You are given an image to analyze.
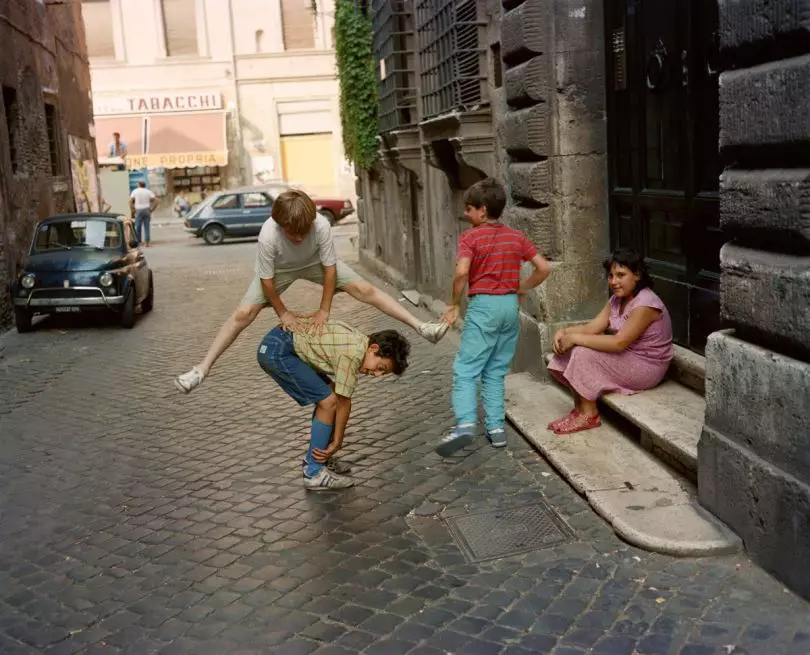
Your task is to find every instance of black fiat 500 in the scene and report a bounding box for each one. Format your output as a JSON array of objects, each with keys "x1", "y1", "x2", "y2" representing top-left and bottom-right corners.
[{"x1": 11, "y1": 213, "x2": 154, "y2": 333}]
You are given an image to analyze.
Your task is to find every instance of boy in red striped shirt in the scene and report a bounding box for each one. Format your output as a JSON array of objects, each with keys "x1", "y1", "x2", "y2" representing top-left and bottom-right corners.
[{"x1": 435, "y1": 178, "x2": 551, "y2": 455}]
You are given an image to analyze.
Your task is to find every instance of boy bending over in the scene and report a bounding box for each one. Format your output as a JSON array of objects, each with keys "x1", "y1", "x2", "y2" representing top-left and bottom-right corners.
[
  {"x1": 175, "y1": 189, "x2": 446, "y2": 393},
  {"x1": 436, "y1": 178, "x2": 551, "y2": 456},
  {"x1": 258, "y1": 318, "x2": 410, "y2": 489}
]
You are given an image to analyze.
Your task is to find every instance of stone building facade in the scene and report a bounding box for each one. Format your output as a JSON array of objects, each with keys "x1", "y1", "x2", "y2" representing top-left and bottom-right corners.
[
  {"x1": 0, "y1": 0, "x2": 96, "y2": 328},
  {"x1": 358, "y1": 0, "x2": 810, "y2": 597}
]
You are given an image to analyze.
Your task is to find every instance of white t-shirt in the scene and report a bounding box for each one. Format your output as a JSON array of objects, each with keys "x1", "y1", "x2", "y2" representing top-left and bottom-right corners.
[
  {"x1": 130, "y1": 187, "x2": 155, "y2": 210},
  {"x1": 255, "y1": 215, "x2": 337, "y2": 280}
]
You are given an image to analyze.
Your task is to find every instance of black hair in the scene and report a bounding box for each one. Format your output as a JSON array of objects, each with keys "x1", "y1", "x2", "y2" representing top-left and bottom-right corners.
[
  {"x1": 368, "y1": 330, "x2": 410, "y2": 375},
  {"x1": 462, "y1": 177, "x2": 507, "y2": 219},
  {"x1": 602, "y1": 248, "x2": 653, "y2": 294}
]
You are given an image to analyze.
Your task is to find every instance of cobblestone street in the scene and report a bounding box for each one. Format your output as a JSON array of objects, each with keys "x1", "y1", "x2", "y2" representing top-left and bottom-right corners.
[{"x1": 0, "y1": 225, "x2": 808, "y2": 655}]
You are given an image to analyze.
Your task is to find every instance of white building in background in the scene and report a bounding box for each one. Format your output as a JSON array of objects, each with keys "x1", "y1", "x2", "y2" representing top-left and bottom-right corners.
[{"x1": 82, "y1": 0, "x2": 353, "y2": 203}]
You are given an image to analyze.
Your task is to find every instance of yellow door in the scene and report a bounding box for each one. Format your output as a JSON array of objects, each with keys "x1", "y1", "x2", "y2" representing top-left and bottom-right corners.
[{"x1": 280, "y1": 133, "x2": 336, "y2": 196}]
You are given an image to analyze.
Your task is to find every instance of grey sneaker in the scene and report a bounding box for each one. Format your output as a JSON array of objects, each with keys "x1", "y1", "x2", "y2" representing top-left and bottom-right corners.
[
  {"x1": 326, "y1": 458, "x2": 352, "y2": 475},
  {"x1": 303, "y1": 458, "x2": 352, "y2": 475},
  {"x1": 486, "y1": 428, "x2": 507, "y2": 448},
  {"x1": 175, "y1": 366, "x2": 204, "y2": 393},
  {"x1": 303, "y1": 468, "x2": 355, "y2": 490},
  {"x1": 435, "y1": 427, "x2": 475, "y2": 457},
  {"x1": 419, "y1": 321, "x2": 450, "y2": 344}
]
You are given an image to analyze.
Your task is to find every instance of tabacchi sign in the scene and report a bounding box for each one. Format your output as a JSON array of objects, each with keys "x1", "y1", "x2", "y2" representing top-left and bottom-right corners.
[{"x1": 94, "y1": 91, "x2": 223, "y2": 116}]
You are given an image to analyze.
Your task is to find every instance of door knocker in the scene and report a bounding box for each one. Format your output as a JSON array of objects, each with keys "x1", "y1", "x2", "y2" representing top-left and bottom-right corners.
[{"x1": 646, "y1": 39, "x2": 671, "y2": 92}]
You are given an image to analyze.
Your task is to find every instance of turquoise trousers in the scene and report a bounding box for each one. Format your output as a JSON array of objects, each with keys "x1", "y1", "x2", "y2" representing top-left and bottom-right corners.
[{"x1": 452, "y1": 294, "x2": 520, "y2": 431}]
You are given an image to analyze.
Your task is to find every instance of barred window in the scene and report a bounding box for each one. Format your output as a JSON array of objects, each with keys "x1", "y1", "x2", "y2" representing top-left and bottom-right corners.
[
  {"x1": 417, "y1": 0, "x2": 486, "y2": 119},
  {"x1": 372, "y1": 0, "x2": 417, "y2": 133}
]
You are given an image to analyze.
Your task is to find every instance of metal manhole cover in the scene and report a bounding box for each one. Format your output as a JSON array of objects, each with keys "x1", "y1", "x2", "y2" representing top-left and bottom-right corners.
[{"x1": 443, "y1": 502, "x2": 575, "y2": 562}]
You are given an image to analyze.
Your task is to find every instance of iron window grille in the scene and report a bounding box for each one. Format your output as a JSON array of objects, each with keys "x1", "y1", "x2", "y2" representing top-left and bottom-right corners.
[
  {"x1": 372, "y1": 0, "x2": 418, "y2": 133},
  {"x1": 417, "y1": 0, "x2": 486, "y2": 120}
]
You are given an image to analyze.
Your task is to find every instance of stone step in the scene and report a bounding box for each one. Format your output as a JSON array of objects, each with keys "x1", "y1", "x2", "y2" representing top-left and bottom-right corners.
[
  {"x1": 542, "y1": 353, "x2": 704, "y2": 479},
  {"x1": 601, "y1": 381, "x2": 703, "y2": 478},
  {"x1": 505, "y1": 373, "x2": 741, "y2": 556}
]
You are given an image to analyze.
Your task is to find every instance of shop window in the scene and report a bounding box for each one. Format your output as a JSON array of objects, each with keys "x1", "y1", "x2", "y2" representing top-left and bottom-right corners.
[
  {"x1": 81, "y1": 0, "x2": 116, "y2": 59},
  {"x1": 3, "y1": 86, "x2": 18, "y2": 174},
  {"x1": 45, "y1": 102, "x2": 63, "y2": 176},
  {"x1": 281, "y1": 0, "x2": 316, "y2": 50},
  {"x1": 162, "y1": 0, "x2": 198, "y2": 56}
]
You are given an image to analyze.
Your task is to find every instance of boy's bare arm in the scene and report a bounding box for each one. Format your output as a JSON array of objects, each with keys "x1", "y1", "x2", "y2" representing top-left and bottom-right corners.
[
  {"x1": 310, "y1": 264, "x2": 337, "y2": 331},
  {"x1": 517, "y1": 254, "x2": 552, "y2": 297},
  {"x1": 260, "y1": 277, "x2": 304, "y2": 331},
  {"x1": 441, "y1": 258, "x2": 471, "y2": 325}
]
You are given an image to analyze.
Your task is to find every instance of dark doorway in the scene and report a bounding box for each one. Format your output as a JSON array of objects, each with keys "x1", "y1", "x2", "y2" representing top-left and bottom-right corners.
[{"x1": 605, "y1": 0, "x2": 722, "y2": 353}]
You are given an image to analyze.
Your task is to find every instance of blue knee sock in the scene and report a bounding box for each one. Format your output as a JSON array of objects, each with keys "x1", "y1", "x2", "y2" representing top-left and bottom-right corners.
[{"x1": 305, "y1": 418, "x2": 333, "y2": 477}]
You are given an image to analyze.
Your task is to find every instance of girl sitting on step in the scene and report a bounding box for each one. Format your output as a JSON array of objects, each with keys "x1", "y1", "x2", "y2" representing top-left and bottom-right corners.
[{"x1": 546, "y1": 248, "x2": 674, "y2": 435}]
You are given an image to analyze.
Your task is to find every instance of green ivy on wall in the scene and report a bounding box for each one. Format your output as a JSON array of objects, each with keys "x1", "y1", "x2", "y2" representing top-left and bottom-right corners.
[{"x1": 333, "y1": 0, "x2": 378, "y2": 169}]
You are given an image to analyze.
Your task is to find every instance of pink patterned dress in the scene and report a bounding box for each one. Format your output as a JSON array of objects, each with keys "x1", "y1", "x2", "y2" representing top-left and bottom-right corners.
[{"x1": 547, "y1": 288, "x2": 674, "y2": 401}]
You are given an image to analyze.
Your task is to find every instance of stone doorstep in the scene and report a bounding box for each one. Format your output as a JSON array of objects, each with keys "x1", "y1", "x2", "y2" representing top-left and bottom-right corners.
[
  {"x1": 505, "y1": 372, "x2": 741, "y2": 556},
  {"x1": 542, "y1": 353, "x2": 703, "y2": 478}
]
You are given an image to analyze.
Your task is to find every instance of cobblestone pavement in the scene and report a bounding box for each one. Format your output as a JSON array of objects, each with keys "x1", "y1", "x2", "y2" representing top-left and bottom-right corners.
[{"x1": 1, "y1": 226, "x2": 808, "y2": 655}]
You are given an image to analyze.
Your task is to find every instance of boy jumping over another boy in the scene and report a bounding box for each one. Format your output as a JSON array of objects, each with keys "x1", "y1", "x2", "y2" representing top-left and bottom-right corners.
[
  {"x1": 435, "y1": 178, "x2": 551, "y2": 456},
  {"x1": 175, "y1": 189, "x2": 447, "y2": 393},
  {"x1": 257, "y1": 317, "x2": 410, "y2": 489}
]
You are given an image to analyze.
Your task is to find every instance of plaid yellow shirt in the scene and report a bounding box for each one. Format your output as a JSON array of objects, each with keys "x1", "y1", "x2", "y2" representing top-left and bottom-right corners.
[{"x1": 292, "y1": 319, "x2": 369, "y2": 398}]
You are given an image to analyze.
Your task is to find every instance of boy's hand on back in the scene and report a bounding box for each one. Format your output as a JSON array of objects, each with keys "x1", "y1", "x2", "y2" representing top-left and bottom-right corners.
[
  {"x1": 307, "y1": 309, "x2": 329, "y2": 334},
  {"x1": 280, "y1": 311, "x2": 305, "y2": 333}
]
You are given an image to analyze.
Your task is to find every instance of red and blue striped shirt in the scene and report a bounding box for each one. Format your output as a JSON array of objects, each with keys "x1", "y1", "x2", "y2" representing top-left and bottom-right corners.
[{"x1": 457, "y1": 222, "x2": 537, "y2": 296}]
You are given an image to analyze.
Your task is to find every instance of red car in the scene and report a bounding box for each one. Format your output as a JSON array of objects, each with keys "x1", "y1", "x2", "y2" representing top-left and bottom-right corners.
[{"x1": 264, "y1": 183, "x2": 354, "y2": 225}]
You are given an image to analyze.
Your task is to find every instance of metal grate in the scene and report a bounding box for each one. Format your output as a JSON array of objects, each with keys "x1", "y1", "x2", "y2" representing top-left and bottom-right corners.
[
  {"x1": 444, "y1": 503, "x2": 575, "y2": 562},
  {"x1": 372, "y1": 0, "x2": 418, "y2": 132},
  {"x1": 416, "y1": 0, "x2": 487, "y2": 119}
]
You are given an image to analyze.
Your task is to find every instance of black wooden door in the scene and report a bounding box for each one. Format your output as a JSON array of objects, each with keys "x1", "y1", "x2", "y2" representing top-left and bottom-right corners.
[{"x1": 605, "y1": 0, "x2": 723, "y2": 353}]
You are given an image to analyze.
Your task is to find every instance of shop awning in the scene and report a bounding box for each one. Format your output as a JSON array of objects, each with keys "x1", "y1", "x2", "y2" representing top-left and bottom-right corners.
[
  {"x1": 93, "y1": 112, "x2": 228, "y2": 170},
  {"x1": 94, "y1": 116, "x2": 145, "y2": 157}
]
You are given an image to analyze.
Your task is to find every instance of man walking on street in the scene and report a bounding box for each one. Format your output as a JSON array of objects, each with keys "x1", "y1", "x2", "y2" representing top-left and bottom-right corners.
[{"x1": 129, "y1": 181, "x2": 157, "y2": 247}]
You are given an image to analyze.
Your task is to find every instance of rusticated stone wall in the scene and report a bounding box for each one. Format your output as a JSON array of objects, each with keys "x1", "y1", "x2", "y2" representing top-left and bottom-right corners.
[
  {"x1": 499, "y1": 0, "x2": 610, "y2": 376},
  {"x1": 698, "y1": 0, "x2": 810, "y2": 600}
]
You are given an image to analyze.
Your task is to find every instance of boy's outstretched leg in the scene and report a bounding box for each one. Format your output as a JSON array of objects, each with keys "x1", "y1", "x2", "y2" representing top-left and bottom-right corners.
[
  {"x1": 343, "y1": 279, "x2": 449, "y2": 343},
  {"x1": 175, "y1": 302, "x2": 264, "y2": 393},
  {"x1": 304, "y1": 394, "x2": 354, "y2": 490}
]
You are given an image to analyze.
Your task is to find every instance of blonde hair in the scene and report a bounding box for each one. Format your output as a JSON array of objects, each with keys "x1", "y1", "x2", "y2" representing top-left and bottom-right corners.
[{"x1": 272, "y1": 189, "x2": 317, "y2": 235}]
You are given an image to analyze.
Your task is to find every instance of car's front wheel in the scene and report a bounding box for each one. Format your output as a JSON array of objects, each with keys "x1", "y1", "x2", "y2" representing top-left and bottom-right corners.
[
  {"x1": 14, "y1": 307, "x2": 32, "y2": 333},
  {"x1": 203, "y1": 224, "x2": 225, "y2": 245},
  {"x1": 120, "y1": 289, "x2": 135, "y2": 329}
]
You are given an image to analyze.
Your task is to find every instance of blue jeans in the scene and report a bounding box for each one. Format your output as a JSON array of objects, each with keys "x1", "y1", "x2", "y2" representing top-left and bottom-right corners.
[
  {"x1": 452, "y1": 294, "x2": 520, "y2": 431},
  {"x1": 135, "y1": 209, "x2": 151, "y2": 243}
]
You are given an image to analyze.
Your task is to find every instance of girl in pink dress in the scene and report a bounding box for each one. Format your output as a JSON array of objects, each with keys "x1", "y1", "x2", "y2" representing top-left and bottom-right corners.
[{"x1": 547, "y1": 249, "x2": 674, "y2": 434}]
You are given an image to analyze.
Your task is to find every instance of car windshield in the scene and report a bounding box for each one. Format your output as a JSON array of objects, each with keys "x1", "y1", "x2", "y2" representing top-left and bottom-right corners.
[{"x1": 33, "y1": 219, "x2": 122, "y2": 253}]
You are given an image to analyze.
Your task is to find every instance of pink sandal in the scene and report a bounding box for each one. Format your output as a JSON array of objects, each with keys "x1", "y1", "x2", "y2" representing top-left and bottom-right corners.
[
  {"x1": 547, "y1": 409, "x2": 579, "y2": 431},
  {"x1": 554, "y1": 413, "x2": 601, "y2": 435}
]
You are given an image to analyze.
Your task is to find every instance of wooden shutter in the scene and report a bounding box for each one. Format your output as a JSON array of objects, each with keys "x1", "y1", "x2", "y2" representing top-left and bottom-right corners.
[
  {"x1": 81, "y1": 0, "x2": 115, "y2": 58},
  {"x1": 162, "y1": 0, "x2": 198, "y2": 56},
  {"x1": 281, "y1": 0, "x2": 315, "y2": 50}
]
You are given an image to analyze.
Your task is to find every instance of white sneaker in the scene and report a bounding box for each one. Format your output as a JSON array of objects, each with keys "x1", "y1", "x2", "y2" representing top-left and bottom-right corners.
[
  {"x1": 419, "y1": 321, "x2": 449, "y2": 344},
  {"x1": 303, "y1": 468, "x2": 355, "y2": 491},
  {"x1": 175, "y1": 366, "x2": 204, "y2": 394}
]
